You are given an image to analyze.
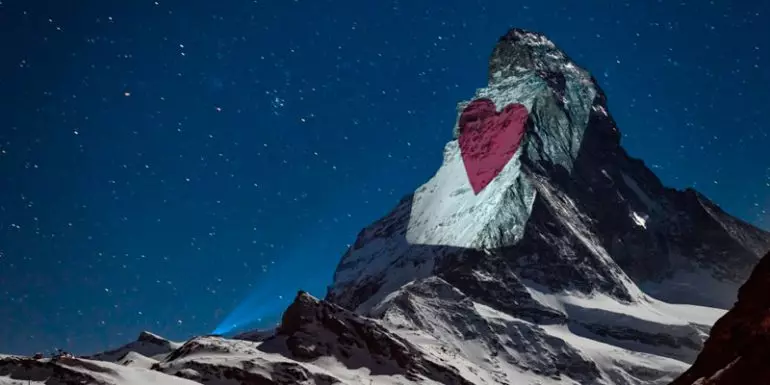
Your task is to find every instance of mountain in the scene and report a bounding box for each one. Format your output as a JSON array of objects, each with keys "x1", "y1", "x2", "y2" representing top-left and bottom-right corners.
[
  {"x1": 84, "y1": 331, "x2": 182, "y2": 363},
  {"x1": 670, "y1": 251, "x2": 770, "y2": 385},
  {"x1": 0, "y1": 353, "x2": 199, "y2": 385},
  {"x1": 2, "y1": 27, "x2": 769, "y2": 385},
  {"x1": 325, "y1": 28, "x2": 770, "y2": 384}
]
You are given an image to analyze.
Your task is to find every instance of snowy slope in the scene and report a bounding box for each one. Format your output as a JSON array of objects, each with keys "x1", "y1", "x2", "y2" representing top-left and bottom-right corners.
[
  {"x1": 0, "y1": 293, "x2": 477, "y2": 385},
  {"x1": 0, "y1": 354, "x2": 198, "y2": 385},
  {"x1": 153, "y1": 292, "x2": 473, "y2": 385},
  {"x1": 117, "y1": 351, "x2": 159, "y2": 369}
]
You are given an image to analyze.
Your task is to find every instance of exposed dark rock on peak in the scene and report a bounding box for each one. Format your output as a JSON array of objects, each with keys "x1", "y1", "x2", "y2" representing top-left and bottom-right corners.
[
  {"x1": 136, "y1": 331, "x2": 170, "y2": 345},
  {"x1": 489, "y1": 28, "x2": 588, "y2": 85}
]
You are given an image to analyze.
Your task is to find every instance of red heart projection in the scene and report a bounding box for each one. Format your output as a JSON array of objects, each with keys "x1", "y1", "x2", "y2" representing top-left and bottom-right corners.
[{"x1": 458, "y1": 98, "x2": 528, "y2": 194}]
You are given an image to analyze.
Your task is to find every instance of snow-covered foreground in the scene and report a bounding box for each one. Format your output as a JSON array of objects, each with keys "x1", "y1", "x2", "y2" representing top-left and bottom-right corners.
[{"x1": 0, "y1": 354, "x2": 198, "y2": 385}]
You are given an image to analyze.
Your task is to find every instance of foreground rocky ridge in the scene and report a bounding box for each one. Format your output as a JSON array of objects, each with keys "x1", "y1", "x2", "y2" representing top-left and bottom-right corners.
[
  {"x1": 2, "y1": 28, "x2": 769, "y2": 385},
  {"x1": 670, "y1": 251, "x2": 770, "y2": 385},
  {"x1": 0, "y1": 292, "x2": 476, "y2": 385}
]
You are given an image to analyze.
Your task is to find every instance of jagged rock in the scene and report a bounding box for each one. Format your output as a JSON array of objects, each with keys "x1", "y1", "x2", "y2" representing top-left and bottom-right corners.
[
  {"x1": 116, "y1": 351, "x2": 158, "y2": 369},
  {"x1": 670, "y1": 251, "x2": 770, "y2": 385}
]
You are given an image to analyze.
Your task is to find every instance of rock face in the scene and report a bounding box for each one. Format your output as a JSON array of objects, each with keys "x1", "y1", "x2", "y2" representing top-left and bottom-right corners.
[
  {"x1": 670, "y1": 251, "x2": 770, "y2": 385},
  {"x1": 326, "y1": 28, "x2": 770, "y2": 384}
]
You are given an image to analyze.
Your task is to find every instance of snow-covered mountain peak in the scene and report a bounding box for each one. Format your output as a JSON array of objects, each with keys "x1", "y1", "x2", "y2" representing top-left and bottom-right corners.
[
  {"x1": 329, "y1": 28, "x2": 616, "y2": 314},
  {"x1": 328, "y1": 25, "x2": 769, "y2": 313},
  {"x1": 324, "y1": 27, "x2": 770, "y2": 384},
  {"x1": 137, "y1": 330, "x2": 172, "y2": 345},
  {"x1": 85, "y1": 330, "x2": 182, "y2": 363}
]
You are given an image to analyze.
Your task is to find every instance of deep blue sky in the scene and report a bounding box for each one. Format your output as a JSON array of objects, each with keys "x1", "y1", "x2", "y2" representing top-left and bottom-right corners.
[{"x1": 1, "y1": 0, "x2": 768, "y2": 355}]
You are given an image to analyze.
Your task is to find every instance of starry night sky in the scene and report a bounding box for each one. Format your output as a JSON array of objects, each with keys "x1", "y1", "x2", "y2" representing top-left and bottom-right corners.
[{"x1": 1, "y1": 0, "x2": 768, "y2": 355}]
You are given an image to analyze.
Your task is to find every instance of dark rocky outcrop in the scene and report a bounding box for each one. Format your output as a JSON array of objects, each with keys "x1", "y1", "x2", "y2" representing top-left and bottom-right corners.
[{"x1": 671, "y1": 251, "x2": 770, "y2": 385}]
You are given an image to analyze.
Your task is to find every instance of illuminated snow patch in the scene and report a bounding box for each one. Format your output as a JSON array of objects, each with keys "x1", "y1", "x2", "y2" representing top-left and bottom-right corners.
[{"x1": 630, "y1": 211, "x2": 647, "y2": 229}]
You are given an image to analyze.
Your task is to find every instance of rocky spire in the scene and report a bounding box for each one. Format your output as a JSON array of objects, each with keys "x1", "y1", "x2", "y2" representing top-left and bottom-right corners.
[{"x1": 488, "y1": 28, "x2": 589, "y2": 84}]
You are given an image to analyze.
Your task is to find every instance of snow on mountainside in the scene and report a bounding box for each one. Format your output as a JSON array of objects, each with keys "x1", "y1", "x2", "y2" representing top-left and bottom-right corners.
[
  {"x1": 0, "y1": 354, "x2": 199, "y2": 385},
  {"x1": 1, "y1": 292, "x2": 476, "y2": 385},
  {"x1": 2, "y1": 28, "x2": 769, "y2": 385},
  {"x1": 84, "y1": 331, "x2": 182, "y2": 363}
]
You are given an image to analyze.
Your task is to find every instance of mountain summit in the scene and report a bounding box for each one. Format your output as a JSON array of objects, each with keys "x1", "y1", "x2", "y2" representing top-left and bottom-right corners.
[{"x1": 2, "y1": 28, "x2": 768, "y2": 385}]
